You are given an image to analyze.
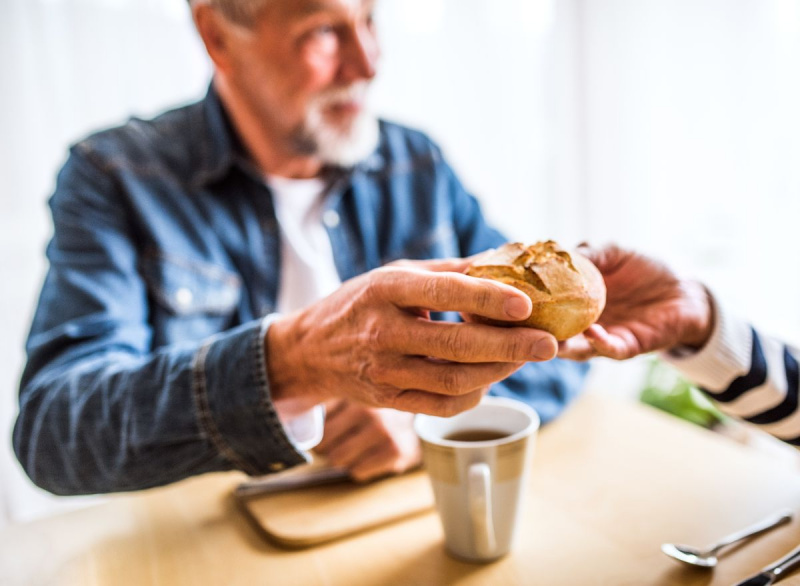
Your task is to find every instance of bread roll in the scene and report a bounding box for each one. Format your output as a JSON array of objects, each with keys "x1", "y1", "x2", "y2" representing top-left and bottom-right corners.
[{"x1": 465, "y1": 241, "x2": 606, "y2": 340}]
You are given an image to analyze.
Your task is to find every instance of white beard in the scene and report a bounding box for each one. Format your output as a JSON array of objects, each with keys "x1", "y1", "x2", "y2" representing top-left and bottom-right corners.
[{"x1": 292, "y1": 83, "x2": 380, "y2": 168}]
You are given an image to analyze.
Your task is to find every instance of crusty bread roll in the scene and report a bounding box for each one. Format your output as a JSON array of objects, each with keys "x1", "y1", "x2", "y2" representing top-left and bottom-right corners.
[{"x1": 465, "y1": 241, "x2": 606, "y2": 340}]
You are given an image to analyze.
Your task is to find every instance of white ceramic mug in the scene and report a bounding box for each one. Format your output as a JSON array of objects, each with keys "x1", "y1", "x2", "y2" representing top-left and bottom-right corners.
[{"x1": 414, "y1": 396, "x2": 540, "y2": 562}]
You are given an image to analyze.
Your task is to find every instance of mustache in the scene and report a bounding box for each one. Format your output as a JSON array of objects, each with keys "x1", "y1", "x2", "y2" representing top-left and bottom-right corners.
[{"x1": 311, "y1": 83, "x2": 371, "y2": 108}]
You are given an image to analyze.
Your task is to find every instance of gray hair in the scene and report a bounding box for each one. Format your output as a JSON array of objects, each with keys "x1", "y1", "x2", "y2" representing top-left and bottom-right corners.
[{"x1": 187, "y1": 0, "x2": 269, "y2": 25}]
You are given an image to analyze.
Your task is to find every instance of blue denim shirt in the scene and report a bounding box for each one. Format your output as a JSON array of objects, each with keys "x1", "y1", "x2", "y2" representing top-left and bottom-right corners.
[{"x1": 15, "y1": 86, "x2": 588, "y2": 495}]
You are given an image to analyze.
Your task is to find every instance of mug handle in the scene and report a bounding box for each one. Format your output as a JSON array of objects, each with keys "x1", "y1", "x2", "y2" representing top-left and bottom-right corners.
[{"x1": 468, "y1": 463, "x2": 497, "y2": 558}]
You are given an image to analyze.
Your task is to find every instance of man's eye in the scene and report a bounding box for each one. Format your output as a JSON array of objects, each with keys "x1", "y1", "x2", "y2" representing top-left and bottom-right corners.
[{"x1": 312, "y1": 24, "x2": 336, "y2": 37}]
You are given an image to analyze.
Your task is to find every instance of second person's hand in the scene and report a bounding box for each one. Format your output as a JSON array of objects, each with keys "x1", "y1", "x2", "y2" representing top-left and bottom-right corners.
[{"x1": 558, "y1": 244, "x2": 714, "y2": 361}]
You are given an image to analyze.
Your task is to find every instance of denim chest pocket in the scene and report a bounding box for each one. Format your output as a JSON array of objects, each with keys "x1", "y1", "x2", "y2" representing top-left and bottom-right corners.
[
  {"x1": 140, "y1": 254, "x2": 242, "y2": 346},
  {"x1": 381, "y1": 224, "x2": 459, "y2": 265}
]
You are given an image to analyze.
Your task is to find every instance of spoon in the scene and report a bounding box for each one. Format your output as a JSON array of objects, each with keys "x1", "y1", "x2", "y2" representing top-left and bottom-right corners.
[{"x1": 662, "y1": 509, "x2": 794, "y2": 568}]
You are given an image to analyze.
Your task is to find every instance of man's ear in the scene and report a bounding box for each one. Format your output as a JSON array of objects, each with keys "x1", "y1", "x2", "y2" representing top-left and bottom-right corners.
[{"x1": 192, "y1": 3, "x2": 237, "y2": 75}]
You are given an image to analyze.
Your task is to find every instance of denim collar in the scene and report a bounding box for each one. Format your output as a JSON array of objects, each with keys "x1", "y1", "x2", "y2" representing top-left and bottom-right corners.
[
  {"x1": 192, "y1": 83, "x2": 241, "y2": 188},
  {"x1": 192, "y1": 82, "x2": 386, "y2": 189}
]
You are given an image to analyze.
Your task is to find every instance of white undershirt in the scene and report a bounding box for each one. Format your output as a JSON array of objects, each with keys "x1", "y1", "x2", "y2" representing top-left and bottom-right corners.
[{"x1": 268, "y1": 174, "x2": 342, "y2": 452}]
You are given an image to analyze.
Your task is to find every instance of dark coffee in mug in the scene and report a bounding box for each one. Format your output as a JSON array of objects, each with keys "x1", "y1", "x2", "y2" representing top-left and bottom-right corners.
[{"x1": 444, "y1": 429, "x2": 509, "y2": 442}]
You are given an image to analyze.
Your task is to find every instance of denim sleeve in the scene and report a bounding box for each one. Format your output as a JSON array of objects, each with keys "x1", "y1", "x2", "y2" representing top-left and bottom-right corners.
[
  {"x1": 442, "y1": 159, "x2": 590, "y2": 423},
  {"x1": 14, "y1": 146, "x2": 305, "y2": 495}
]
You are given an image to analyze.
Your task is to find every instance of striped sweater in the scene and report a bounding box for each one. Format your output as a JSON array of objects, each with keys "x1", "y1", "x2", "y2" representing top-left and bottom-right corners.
[{"x1": 666, "y1": 302, "x2": 800, "y2": 445}]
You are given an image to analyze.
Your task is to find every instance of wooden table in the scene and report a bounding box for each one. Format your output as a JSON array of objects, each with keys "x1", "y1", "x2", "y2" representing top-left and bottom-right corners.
[{"x1": 4, "y1": 393, "x2": 800, "y2": 586}]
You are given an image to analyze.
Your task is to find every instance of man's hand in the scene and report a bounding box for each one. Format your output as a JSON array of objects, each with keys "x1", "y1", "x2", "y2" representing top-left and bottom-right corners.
[
  {"x1": 266, "y1": 258, "x2": 558, "y2": 417},
  {"x1": 558, "y1": 245, "x2": 714, "y2": 361},
  {"x1": 315, "y1": 400, "x2": 421, "y2": 483}
]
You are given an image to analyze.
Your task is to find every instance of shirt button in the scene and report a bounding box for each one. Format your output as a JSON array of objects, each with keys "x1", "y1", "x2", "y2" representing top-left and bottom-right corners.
[
  {"x1": 269, "y1": 462, "x2": 286, "y2": 472},
  {"x1": 322, "y1": 210, "x2": 340, "y2": 228},
  {"x1": 175, "y1": 287, "x2": 194, "y2": 309}
]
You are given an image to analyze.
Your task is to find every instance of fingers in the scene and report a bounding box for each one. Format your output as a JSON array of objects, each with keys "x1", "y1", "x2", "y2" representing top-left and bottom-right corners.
[
  {"x1": 348, "y1": 453, "x2": 397, "y2": 483},
  {"x1": 325, "y1": 399, "x2": 349, "y2": 418},
  {"x1": 386, "y1": 257, "x2": 473, "y2": 273},
  {"x1": 558, "y1": 324, "x2": 644, "y2": 361},
  {"x1": 587, "y1": 325, "x2": 645, "y2": 359},
  {"x1": 318, "y1": 406, "x2": 422, "y2": 482},
  {"x1": 370, "y1": 267, "x2": 533, "y2": 321},
  {"x1": 396, "y1": 320, "x2": 557, "y2": 363},
  {"x1": 365, "y1": 356, "x2": 525, "y2": 396},
  {"x1": 316, "y1": 402, "x2": 368, "y2": 454},
  {"x1": 385, "y1": 251, "x2": 497, "y2": 274},
  {"x1": 325, "y1": 425, "x2": 379, "y2": 470},
  {"x1": 557, "y1": 334, "x2": 597, "y2": 361},
  {"x1": 390, "y1": 386, "x2": 487, "y2": 416},
  {"x1": 348, "y1": 445, "x2": 421, "y2": 483},
  {"x1": 572, "y1": 243, "x2": 625, "y2": 275}
]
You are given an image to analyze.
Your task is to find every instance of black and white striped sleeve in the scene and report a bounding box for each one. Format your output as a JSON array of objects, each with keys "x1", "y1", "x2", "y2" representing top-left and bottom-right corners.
[{"x1": 664, "y1": 300, "x2": 800, "y2": 446}]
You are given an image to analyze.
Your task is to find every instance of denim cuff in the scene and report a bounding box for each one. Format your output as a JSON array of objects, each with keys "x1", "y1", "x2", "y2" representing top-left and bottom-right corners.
[{"x1": 191, "y1": 315, "x2": 308, "y2": 476}]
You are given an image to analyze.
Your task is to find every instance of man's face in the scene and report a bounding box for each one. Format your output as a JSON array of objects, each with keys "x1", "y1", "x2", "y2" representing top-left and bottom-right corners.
[{"x1": 222, "y1": 0, "x2": 381, "y2": 167}]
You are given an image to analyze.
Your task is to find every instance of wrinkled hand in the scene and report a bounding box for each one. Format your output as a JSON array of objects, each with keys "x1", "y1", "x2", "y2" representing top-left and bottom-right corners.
[
  {"x1": 558, "y1": 245, "x2": 713, "y2": 361},
  {"x1": 315, "y1": 400, "x2": 421, "y2": 483},
  {"x1": 267, "y1": 257, "x2": 558, "y2": 417}
]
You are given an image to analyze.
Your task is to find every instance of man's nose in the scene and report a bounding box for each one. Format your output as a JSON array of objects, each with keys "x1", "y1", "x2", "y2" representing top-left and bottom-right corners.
[{"x1": 340, "y1": 26, "x2": 379, "y2": 82}]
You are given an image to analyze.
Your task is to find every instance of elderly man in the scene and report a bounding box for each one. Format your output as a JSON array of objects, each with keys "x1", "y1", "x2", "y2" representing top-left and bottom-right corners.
[{"x1": 14, "y1": 0, "x2": 588, "y2": 495}]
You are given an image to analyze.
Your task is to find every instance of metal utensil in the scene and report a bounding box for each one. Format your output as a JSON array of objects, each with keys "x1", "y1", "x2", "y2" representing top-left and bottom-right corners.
[
  {"x1": 733, "y1": 541, "x2": 800, "y2": 586},
  {"x1": 661, "y1": 509, "x2": 794, "y2": 568}
]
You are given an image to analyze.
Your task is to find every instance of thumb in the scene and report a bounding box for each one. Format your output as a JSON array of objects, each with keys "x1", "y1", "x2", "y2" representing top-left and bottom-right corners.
[{"x1": 386, "y1": 256, "x2": 474, "y2": 273}]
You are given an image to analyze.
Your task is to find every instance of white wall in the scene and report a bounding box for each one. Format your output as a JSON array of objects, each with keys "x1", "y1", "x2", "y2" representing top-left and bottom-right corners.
[
  {"x1": 580, "y1": 0, "x2": 800, "y2": 344},
  {"x1": 373, "y1": 0, "x2": 585, "y2": 245}
]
